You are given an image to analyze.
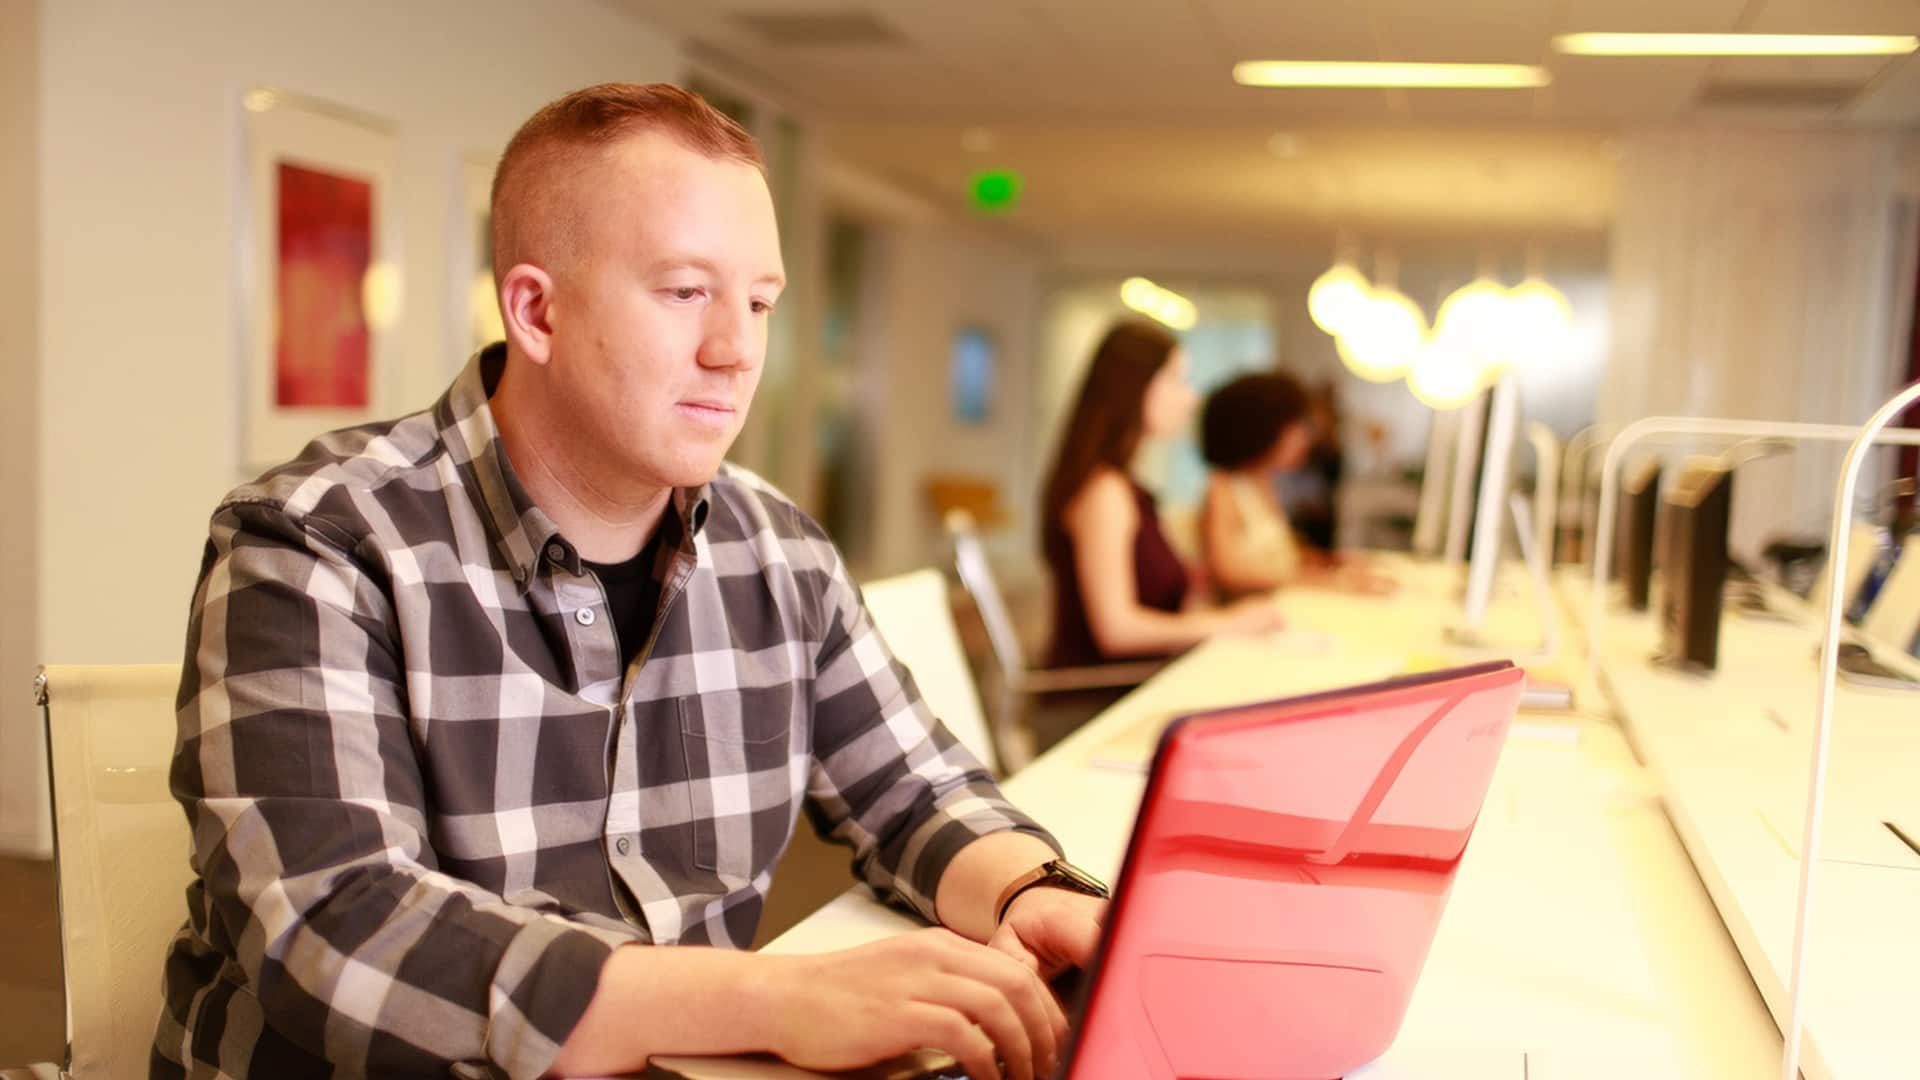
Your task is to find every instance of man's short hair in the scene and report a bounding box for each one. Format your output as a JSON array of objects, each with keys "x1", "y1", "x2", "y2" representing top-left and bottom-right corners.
[
  {"x1": 489, "y1": 83, "x2": 764, "y2": 284},
  {"x1": 1201, "y1": 372, "x2": 1312, "y2": 469}
]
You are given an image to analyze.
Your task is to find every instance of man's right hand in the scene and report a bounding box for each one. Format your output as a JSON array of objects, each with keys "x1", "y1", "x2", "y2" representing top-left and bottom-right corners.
[{"x1": 761, "y1": 928, "x2": 1070, "y2": 1080}]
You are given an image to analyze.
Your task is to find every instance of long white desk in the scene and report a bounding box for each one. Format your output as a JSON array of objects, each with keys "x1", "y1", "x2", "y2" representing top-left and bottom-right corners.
[
  {"x1": 654, "y1": 561, "x2": 1781, "y2": 1079},
  {"x1": 1588, "y1": 584, "x2": 1920, "y2": 1080}
]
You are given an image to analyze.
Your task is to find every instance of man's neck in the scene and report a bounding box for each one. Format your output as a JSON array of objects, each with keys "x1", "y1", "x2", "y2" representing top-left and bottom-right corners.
[{"x1": 491, "y1": 364, "x2": 672, "y2": 564}]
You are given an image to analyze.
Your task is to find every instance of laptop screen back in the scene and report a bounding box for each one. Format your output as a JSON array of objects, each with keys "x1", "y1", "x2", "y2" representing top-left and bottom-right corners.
[{"x1": 1063, "y1": 661, "x2": 1525, "y2": 1080}]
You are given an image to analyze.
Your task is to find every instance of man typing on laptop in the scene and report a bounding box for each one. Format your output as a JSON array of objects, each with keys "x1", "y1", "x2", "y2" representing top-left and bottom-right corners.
[{"x1": 156, "y1": 83, "x2": 1104, "y2": 1080}]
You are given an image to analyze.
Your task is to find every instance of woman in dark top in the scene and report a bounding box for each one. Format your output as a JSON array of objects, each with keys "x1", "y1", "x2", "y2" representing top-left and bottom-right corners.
[{"x1": 1040, "y1": 319, "x2": 1284, "y2": 668}]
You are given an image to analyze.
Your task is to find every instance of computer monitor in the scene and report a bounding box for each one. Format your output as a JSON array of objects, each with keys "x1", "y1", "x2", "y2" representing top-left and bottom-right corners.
[
  {"x1": 1615, "y1": 459, "x2": 1661, "y2": 611},
  {"x1": 1658, "y1": 461, "x2": 1733, "y2": 671}
]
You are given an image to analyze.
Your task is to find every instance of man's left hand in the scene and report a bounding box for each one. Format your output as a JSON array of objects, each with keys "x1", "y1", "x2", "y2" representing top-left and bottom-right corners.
[{"x1": 986, "y1": 887, "x2": 1106, "y2": 981}]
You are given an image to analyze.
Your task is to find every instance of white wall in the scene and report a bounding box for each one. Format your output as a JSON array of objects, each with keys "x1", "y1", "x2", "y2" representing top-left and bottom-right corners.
[
  {"x1": 36, "y1": 1, "x2": 682, "y2": 668},
  {"x1": 862, "y1": 223, "x2": 1048, "y2": 577},
  {"x1": 1604, "y1": 127, "x2": 1919, "y2": 555},
  {"x1": 2, "y1": 0, "x2": 47, "y2": 857},
  {"x1": 7, "y1": 1, "x2": 682, "y2": 853}
]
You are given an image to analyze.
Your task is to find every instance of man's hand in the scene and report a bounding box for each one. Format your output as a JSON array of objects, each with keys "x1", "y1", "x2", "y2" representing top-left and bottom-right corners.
[
  {"x1": 762, "y1": 928, "x2": 1070, "y2": 1080},
  {"x1": 987, "y1": 887, "x2": 1107, "y2": 983}
]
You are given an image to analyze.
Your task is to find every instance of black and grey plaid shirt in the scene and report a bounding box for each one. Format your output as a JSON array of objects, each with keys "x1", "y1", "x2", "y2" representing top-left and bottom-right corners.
[{"x1": 155, "y1": 346, "x2": 1057, "y2": 1079}]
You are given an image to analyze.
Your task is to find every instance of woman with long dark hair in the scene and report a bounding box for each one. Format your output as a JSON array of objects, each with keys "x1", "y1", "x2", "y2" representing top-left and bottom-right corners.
[{"x1": 1041, "y1": 320, "x2": 1284, "y2": 668}]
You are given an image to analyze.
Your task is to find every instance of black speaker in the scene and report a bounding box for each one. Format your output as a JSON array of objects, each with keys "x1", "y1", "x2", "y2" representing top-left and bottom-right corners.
[
  {"x1": 1659, "y1": 464, "x2": 1732, "y2": 672},
  {"x1": 1616, "y1": 459, "x2": 1661, "y2": 611}
]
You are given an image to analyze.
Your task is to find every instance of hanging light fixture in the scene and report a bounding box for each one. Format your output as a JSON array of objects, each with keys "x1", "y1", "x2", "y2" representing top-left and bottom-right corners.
[
  {"x1": 1336, "y1": 285, "x2": 1426, "y2": 383},
  {"x1": 1407, "y1": 335, "x2": 1485, "y2": 410},
  {"x1": 1431, "y1": 276, "x2": 1510, "y2": 384},
  {"x1": 1503, "y1": 277, "x2": 1574, "y2": 370},
  {"x1": 1308, "y1": 261, "x2": 1370, "y2": 336}
]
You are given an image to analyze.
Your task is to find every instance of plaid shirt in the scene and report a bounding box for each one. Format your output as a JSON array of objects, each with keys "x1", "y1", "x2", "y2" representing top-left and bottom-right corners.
[{"x1": 155, "y1": 347, "x2": 1057, "y2": 1080}]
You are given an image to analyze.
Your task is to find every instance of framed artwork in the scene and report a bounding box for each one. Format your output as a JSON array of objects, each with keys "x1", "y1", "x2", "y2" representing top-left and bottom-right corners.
[
  {"x1": 452, "y1": 153, "x2": 504, "y2": 375},
  {"x1": 950, "y1": 325, "x2": 997, "y2": 424},
  {"x1": 240, "y1": 87, "x2": 398, "y2": 471}
]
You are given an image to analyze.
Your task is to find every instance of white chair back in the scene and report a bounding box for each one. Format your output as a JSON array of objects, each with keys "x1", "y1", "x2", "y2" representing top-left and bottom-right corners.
[
  {"x1": 859, "y1": 569, "x2": 998, "y2": 774},
  {"x1": 1862, "y1": 533, "x2": 1920, "y2": 652},
  {"x1": 39, "y1": 664, "x2": 189, "y2": 1080}
]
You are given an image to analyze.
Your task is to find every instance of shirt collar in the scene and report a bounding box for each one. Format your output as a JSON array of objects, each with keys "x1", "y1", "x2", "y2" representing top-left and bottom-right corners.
[{"x1": 435, "y1": 343, "x2": 713, "y2": 594}]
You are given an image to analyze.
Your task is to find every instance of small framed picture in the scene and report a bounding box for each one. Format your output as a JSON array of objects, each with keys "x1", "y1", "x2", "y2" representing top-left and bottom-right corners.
[
  {"x1": 951, "y1": 325, "x2": 997, "y2": 424},
  {"x1": 239, "y1": 88, "x2": 399, "y2": 472}
]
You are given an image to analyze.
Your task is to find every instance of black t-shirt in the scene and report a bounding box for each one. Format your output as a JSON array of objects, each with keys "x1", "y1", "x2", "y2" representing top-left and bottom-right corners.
[{"x1": 584, "y1": 519, "x2": 674, "y2": 672}]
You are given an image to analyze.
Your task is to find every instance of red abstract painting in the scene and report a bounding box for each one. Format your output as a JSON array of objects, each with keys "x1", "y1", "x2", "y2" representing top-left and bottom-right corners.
[{"x1": 275, "y1": 161, "x2": 372, "y2": 407}]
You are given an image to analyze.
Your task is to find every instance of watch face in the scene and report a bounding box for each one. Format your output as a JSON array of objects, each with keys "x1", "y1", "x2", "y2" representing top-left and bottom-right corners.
[{"x1": 1052, "y1": 859, "x2": 1110, "y2": 896}]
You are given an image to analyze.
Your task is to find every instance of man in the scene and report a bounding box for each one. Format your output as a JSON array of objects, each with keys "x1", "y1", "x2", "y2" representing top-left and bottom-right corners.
[{"x1": 156, "y1": 84, "x2": 1106, "y2": 1080}]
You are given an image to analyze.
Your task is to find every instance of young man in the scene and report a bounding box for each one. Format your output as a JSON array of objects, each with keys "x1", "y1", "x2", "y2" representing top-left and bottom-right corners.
[{"x1": 156, "y1": 84, "x2": 1105, "y2": 1080}]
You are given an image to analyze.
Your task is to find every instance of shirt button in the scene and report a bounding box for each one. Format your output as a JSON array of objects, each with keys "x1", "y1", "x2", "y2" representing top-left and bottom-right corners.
[
  {"x1": 546, "y1": 542, "x2": 565, "y2": 563},
  {"x1": 615, "y1": 837, "x2": 631, "y2": 855},
  {"x1": 575, "y1": 607, "x2": 597, "y2": 627}
]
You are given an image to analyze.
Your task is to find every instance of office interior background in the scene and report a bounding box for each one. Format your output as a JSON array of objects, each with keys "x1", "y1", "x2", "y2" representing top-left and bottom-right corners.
[{"x1": 2, "y1": 0, "x2": 1918, "y2": 1070}]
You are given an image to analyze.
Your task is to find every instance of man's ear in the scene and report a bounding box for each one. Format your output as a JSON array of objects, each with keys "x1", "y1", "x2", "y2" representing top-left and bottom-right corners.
[{"x1": 499, "y1": 263, "x2": 557, "y2": 366}]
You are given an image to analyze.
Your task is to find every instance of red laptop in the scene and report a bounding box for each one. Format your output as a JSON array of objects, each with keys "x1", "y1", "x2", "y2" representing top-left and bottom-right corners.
[
  {"x1": 1061, "y1": 659, "x2": 1524, "y2": 1080},
  {"x1": 648, "y1": 661, "x2": 1524, "y2": 1080}
]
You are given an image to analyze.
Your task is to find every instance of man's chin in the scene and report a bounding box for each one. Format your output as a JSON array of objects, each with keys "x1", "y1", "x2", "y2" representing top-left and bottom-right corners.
[{"x1": 658, "y1": 453, "x2": 733, "y2": 491}]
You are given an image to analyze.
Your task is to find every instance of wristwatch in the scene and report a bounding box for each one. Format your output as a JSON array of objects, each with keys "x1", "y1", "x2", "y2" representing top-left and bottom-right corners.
[{"x1": 994, "y1": 858, "x2": 1110, "y2": 925}]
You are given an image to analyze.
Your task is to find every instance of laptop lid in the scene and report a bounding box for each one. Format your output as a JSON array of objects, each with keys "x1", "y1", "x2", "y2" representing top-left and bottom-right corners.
[{"x1": 1061, "y1": 660, "x2": 1524, "y2": 1080}]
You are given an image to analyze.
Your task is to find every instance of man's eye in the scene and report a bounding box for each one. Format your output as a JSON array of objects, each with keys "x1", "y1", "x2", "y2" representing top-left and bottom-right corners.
[
  {"x1": 751, "y1": 300, "x2": 775, "y2": 314},
  {"x1": 671, "y1": 287, "x2": 702, "y2": 301}
]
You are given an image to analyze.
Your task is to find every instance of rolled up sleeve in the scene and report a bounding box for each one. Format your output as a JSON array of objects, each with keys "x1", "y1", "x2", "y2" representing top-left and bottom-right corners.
[{"x1": 793, "y1": 512, "x2": 1060, "y2": 922}]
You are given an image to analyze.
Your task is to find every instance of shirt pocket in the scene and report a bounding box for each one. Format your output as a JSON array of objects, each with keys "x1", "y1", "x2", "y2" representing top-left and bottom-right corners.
[{"x1": 676, "y1": 648, "x2": 806, "y2": 877}]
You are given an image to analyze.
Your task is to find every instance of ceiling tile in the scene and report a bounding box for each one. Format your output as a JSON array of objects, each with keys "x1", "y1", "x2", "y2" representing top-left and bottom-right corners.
[
  {"x1": 1746, "y1": 0, "x2": 1920, "y2": 35},
  {"x1": 1541, "y1": 55, "x2": 1712, "y2": 120},
  {"x1": 1368, "y1": 0, "x2": 1555, "y2": 63},
  {"x1": 1557, "y1": 0, "x2": 1748, "y2": 34},
  {"x1": 1846, "y1": 55, "x2": 1920, "y2": 125},
  {"x1": 1024, "y1": 0, "x2": 1226, "y2": 66},
  {"x1": 1196, "y1": 0, "x2": 1379, "y2": 58},
  {"x1": 1708, "y1": 54, "x2": 1898, "y2": 83}
]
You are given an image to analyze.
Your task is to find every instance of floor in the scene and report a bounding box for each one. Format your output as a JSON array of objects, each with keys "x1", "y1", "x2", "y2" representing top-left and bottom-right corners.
[{"x1": 0, "y1": 857, "x2": 63, "y2": 1068}]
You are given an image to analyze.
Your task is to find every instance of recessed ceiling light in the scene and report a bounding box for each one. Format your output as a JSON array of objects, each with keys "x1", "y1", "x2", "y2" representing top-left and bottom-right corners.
[
  {"x1": 1234, "y1": 61, "x2": 1550, "y2": 88},
  {"x1": 1120, "y1": 277, "x2": 1197, "y2": 331},
  {"x1": 1554, "y1": 33, "x2": 1918, "y2": 56}
]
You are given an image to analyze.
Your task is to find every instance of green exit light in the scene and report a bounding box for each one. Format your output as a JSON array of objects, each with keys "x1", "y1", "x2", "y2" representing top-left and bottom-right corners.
[{"x1": 970, "y1": 169, "x2": 1022, "y2": 212}]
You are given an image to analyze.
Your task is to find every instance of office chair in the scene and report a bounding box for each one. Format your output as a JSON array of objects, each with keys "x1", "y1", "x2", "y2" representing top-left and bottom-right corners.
[
  {"x1": 860, "y1": 567, "x2": 999, "y2": 775},
  {"x1": 944, "y1": 511, "x2": 1162, "y2": 772},
  {"x1": 38, "y1": 665, "x2": 190, "y2": 1079}
]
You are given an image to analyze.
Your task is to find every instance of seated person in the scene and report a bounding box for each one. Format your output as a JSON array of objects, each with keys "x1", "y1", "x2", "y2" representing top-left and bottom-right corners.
[
  {"x1": 155, "y1": 83, "x2": 1105, "y2": 1080},
  {"x1": 1201, "y1": 373, "x2": 1392, "y2": 600},
  {"x1": 1039, "y1": 321, "x2": 1284, "y2": 669}
]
